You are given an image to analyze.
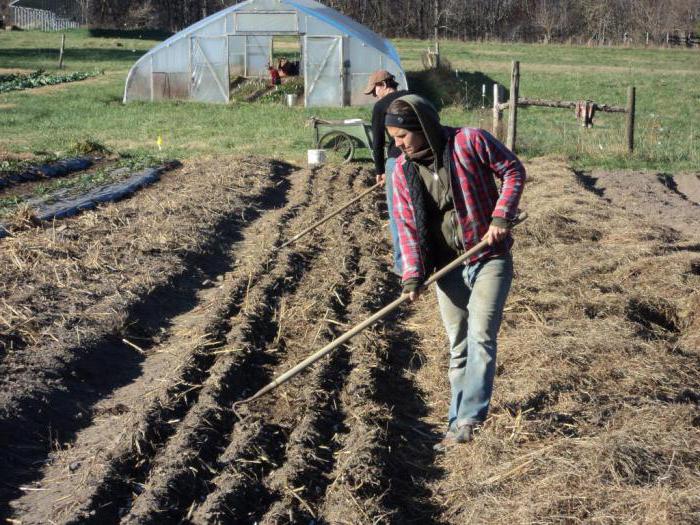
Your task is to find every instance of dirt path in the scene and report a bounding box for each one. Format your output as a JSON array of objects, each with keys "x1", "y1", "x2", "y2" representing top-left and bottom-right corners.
[
  {"x1": 577, "y1": 168, "x2": 700, "y2": 238},
  {"x1": 1, "y1": 156, "x2": 698, "y2": 524}
]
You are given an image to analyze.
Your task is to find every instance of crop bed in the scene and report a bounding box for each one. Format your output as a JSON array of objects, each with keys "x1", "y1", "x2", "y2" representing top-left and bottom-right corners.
[
  {"x1": 0, "y1": 156, "x2": 698, "y2": 524},
  {"x1": 0, "y1": 70, "x2": 100, "y2": 94}
]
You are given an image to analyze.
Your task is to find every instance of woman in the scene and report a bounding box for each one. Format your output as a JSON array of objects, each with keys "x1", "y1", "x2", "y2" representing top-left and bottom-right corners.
[{"x1": 385, "y1": 95, "x2": 525, "y2": 450}]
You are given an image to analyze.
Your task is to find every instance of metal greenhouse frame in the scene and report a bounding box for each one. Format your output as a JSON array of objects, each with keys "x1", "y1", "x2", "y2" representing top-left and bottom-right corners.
[{"x1": 123, "y1": 0, "x2": 407, "y2": 107}]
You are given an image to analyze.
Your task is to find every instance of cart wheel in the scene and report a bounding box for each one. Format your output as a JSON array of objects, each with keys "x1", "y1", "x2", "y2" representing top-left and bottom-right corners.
[{"x1": 318, "y1": 131, "x2": 355, "y2": 164}]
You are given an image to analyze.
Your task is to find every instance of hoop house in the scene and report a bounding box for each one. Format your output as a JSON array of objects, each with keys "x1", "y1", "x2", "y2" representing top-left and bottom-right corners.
[{"x1": 123, "y1": 0, "x2": 407, "y2": 107}]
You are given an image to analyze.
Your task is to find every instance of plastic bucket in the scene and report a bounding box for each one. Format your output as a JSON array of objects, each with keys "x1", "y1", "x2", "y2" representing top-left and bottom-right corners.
[
  {"x1": 307, "y1": 149, "x2": 326, "y2": 167},
  {"x1": 286, "y1": 94, "x2": 298, "y2": 107}
]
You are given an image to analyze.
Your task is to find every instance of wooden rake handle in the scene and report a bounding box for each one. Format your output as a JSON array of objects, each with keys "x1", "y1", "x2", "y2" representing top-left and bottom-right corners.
[
  {"x1": 279, "y1": 182, "x2": 382, "y2": 249},
  {"x1": 234, "y1": 212, "x2": 528, "y2": 411}
]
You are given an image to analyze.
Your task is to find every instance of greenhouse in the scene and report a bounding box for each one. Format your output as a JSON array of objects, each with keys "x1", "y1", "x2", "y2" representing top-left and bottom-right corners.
[{"x1": 123, "y1": 0, "x2": 407, "y2": 107}]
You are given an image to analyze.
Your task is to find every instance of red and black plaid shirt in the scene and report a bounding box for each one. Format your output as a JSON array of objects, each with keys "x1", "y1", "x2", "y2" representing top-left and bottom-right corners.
[{"x1": 392, "y1": 127, "x2": 525, "y2": 283}]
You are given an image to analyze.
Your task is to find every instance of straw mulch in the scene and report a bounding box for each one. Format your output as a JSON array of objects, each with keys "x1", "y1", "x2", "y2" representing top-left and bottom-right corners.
[
  {"x1": 409, "y1": 157, "x2": 699, "y2": 523},
  {"x1": 0, "y1": 156, "x2": 277, "y2": 416}
]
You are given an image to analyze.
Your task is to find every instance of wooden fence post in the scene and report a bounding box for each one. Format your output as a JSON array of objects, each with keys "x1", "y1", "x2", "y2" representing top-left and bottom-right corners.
[
  {"x1": 626, "y1": 86, "x2": 635, "y2": 153},
  {"x1": 507, "y1": 61, "x2": 519, "y2": 151},
  {"x1": 492, "y1": 83, "x2": 503, "y2": 140},
  {"x1": 58, "y1": 33, "x2": 65, "y2": 69}
]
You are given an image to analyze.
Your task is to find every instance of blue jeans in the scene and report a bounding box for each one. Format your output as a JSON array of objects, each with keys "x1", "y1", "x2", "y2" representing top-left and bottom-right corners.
[
  {"x1": 435, "y1": 254, "x2": 513, "y2": 429},
  {"x1": 385, "y1": 157, "x2": 402, "y2": 274}
]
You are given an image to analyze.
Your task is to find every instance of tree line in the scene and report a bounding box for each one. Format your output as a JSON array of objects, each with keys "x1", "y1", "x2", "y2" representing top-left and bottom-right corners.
[
  {"x1": 328, "y1": 0, "x2": 700, "y2": 45},
  {"x1": 3, "y1": 0, "x2": 699, "y2": 46}
]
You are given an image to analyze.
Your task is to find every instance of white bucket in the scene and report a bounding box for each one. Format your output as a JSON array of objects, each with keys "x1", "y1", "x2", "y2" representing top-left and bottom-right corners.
[
  {"x1": 286, "y1": 94, "x2": 298, "y2": 107},
  {"x1": 307, "y1": 149, "x2": 326, "y2": 167}
]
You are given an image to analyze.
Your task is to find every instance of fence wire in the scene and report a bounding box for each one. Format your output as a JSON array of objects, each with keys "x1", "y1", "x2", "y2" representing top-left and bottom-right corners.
[{"x1": 10, "y1": 6, "x2": 79, "y2": 31}]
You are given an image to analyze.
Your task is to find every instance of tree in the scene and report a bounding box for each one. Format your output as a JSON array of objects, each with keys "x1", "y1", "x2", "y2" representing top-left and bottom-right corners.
[
  {"x1": 79, "y1": 0, "x2": 698, "y2": 44},
  {"x1": 533, "y1": 0, "x2": 574, "y2": 43},
  {"x1": 0, "y1": 0, "x2": 10, "y2": 28}
]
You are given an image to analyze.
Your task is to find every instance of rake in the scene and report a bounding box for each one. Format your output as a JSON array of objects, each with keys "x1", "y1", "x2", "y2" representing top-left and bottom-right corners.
[
  {"x1": 233, "y1": 212, "x2": 527, "y2": 414},
  {"x1": 279, "y1": 182, "x2": 381, "y2": 249}
]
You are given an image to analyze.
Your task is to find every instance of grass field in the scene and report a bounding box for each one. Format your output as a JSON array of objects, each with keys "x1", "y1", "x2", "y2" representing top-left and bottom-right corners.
[{"x1": 1, "y1": 29, "x2": 698, "y2": 171}]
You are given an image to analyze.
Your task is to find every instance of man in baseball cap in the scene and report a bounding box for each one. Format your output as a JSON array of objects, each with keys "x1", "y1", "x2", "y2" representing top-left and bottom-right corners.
[
  {"x1": 363, "y1": 69, "x2": 396, "y2": 95},
  {"x1": 365, "y1": 69, "x2": 410, "y2": 276}
]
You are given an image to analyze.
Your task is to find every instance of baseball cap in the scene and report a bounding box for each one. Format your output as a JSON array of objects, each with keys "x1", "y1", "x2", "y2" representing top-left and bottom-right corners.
[{"x1": 363, "y1": 70, "x2": 395, "y2": 95}]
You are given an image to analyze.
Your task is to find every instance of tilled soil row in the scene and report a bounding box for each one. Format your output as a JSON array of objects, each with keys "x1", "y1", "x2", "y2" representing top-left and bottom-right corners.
[
  {"x1": 120, "y1": 168, "x2": 368, "y2": 524},
  {"x1": 317, "y1": 236, "x2": 398, "y2": 524},
  {"x1": 5, "y1": 163, "x2": 318, "y2": 523},
  {"x1": 191, "y1": 218, "x2": 361, "y2": 524},
  {"x1": 268, "y1": 190, "x2": 399, "y2": 523},
  {"x1": 14, "y1": 166, "x2": 323, "y2": 524},
  {"x1": 223, "y1": 205, "x2": 369, "y2": 524},
  {"x1": 121, "y1": 247, "x2": 317, "y2": 524},
  {"x1": 5, "y1": 156, "x2": 424, "y2": 525},
  {"x1": 1, "y1": 157, "x2": 290, "y2": 517},
  {"x1": 188, "y1": 178, "x2": 401, "y2": 524},
  {"x1": 271, "y1": 191, "x2": 446, "y2": 524}
]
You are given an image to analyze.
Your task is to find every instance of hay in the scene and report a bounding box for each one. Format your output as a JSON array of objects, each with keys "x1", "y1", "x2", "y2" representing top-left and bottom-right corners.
[
  {"x1": 408, "y1": 157, "x2": 699, "y2": 523},
  {"x1": 0, "y1": 156, "x2": 277, "y2": 413}
]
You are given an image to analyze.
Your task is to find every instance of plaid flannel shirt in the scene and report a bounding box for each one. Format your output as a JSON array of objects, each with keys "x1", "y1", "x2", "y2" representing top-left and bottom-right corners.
[{"x1": 391, "y1": 127, "x2": 526, "y2": 284}]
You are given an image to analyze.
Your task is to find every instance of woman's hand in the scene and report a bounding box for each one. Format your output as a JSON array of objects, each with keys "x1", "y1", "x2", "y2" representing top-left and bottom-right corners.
[
  {"x1": 483, "y1": 225, "x2": 509, "y2": 245},
  {"x1": 375, "y1": 173, "x2": 386, "y2": 186},
  {"x1": 403, "y1": 288, "x2": 421, "y2": 302}
]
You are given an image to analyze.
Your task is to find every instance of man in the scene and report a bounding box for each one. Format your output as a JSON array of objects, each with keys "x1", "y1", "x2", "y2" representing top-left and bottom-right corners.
[
  {"x1": 364, "y1": 70, "x2": 410, "y2": 276},
  {"x1": 385, "y1": 95, "x2": 525, "y2": 450},
  {"x1": 267, "y1": 64, "x2": 281, "y2": 86}
]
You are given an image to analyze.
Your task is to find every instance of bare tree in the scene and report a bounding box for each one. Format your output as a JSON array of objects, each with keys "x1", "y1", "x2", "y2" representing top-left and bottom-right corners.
[
  {"x1": 82, "y1": 0, "x2": 699, "y2": 45},
  {"x1": 668, "y1": 0, "x2": 700, "y2": 37},
  {"x1": 533, "y1": 0, "x2": 574, "y2": 42},
  {"x1": 0, "y1": 0, "x2": 11, "y2": 27}
]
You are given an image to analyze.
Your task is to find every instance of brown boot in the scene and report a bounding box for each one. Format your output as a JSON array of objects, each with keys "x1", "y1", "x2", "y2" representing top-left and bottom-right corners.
[{"x1": 433, "y1": 424, "x2": 475, "y2": 451}]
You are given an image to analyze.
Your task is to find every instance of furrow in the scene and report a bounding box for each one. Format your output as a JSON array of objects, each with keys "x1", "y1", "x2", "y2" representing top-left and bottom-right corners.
[
  {"x1": 254, "y1": 177, "x2": 374, "y2": 523},
  {"x1": 195, "y1": 226, "x2": 361, "y2": 524},
  {"x1": 21, "y1": 166, "x2": 317, "y2": 525},
  {"x1": 118, "y1": 165, "x2": 342, "y2": 524},
  {"x1": 317, "y1": 222, "x2": 398, "y2": 523},
  {"x1": 120, "y1": 247, "x2": 316, "y2": 524}
]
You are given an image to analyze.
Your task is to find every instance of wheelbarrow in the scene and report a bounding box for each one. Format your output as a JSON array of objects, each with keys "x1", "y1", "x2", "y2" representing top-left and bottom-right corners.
[{"x1": 309, "y1": 117, "x2": 374, "y2": 164}]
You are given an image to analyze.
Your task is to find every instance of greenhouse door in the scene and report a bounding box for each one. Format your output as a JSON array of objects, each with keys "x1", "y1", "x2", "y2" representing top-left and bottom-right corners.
[
  {"x1": 190, "y1": 36, "x2": 229, "y2": 103},
  {"x1": 304, "y1": 36, "x2": 343, "y2": 107},
  {"x1": 245, "y1": 35, "x2": 272, "y2": 77}
]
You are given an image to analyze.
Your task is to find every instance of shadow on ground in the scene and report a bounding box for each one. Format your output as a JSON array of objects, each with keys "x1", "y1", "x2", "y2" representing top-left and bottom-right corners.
[{"x1": 407, "y1": 68, "x2": 507, "y2": 110}]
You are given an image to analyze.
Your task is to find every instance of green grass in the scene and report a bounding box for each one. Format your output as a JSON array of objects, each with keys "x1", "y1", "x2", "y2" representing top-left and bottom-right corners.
[
  {"x1": 1, "y1": 29, "x2": 698, "y2": 171},
  {"x1": 400, "y1": 39, "x2": 700, "y2": 170}
]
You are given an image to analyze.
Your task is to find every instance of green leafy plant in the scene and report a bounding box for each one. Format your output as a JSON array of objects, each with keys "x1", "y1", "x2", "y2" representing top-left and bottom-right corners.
[
  {"x1": 70, "y1": 138, "x2": 111, "y2": 156},
  {"x1": 0, "y1": 70, "x2": 102, "y2": 94},
  {"x1": 257, "y1": 77, "x2": 304, "y2": 104}
]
